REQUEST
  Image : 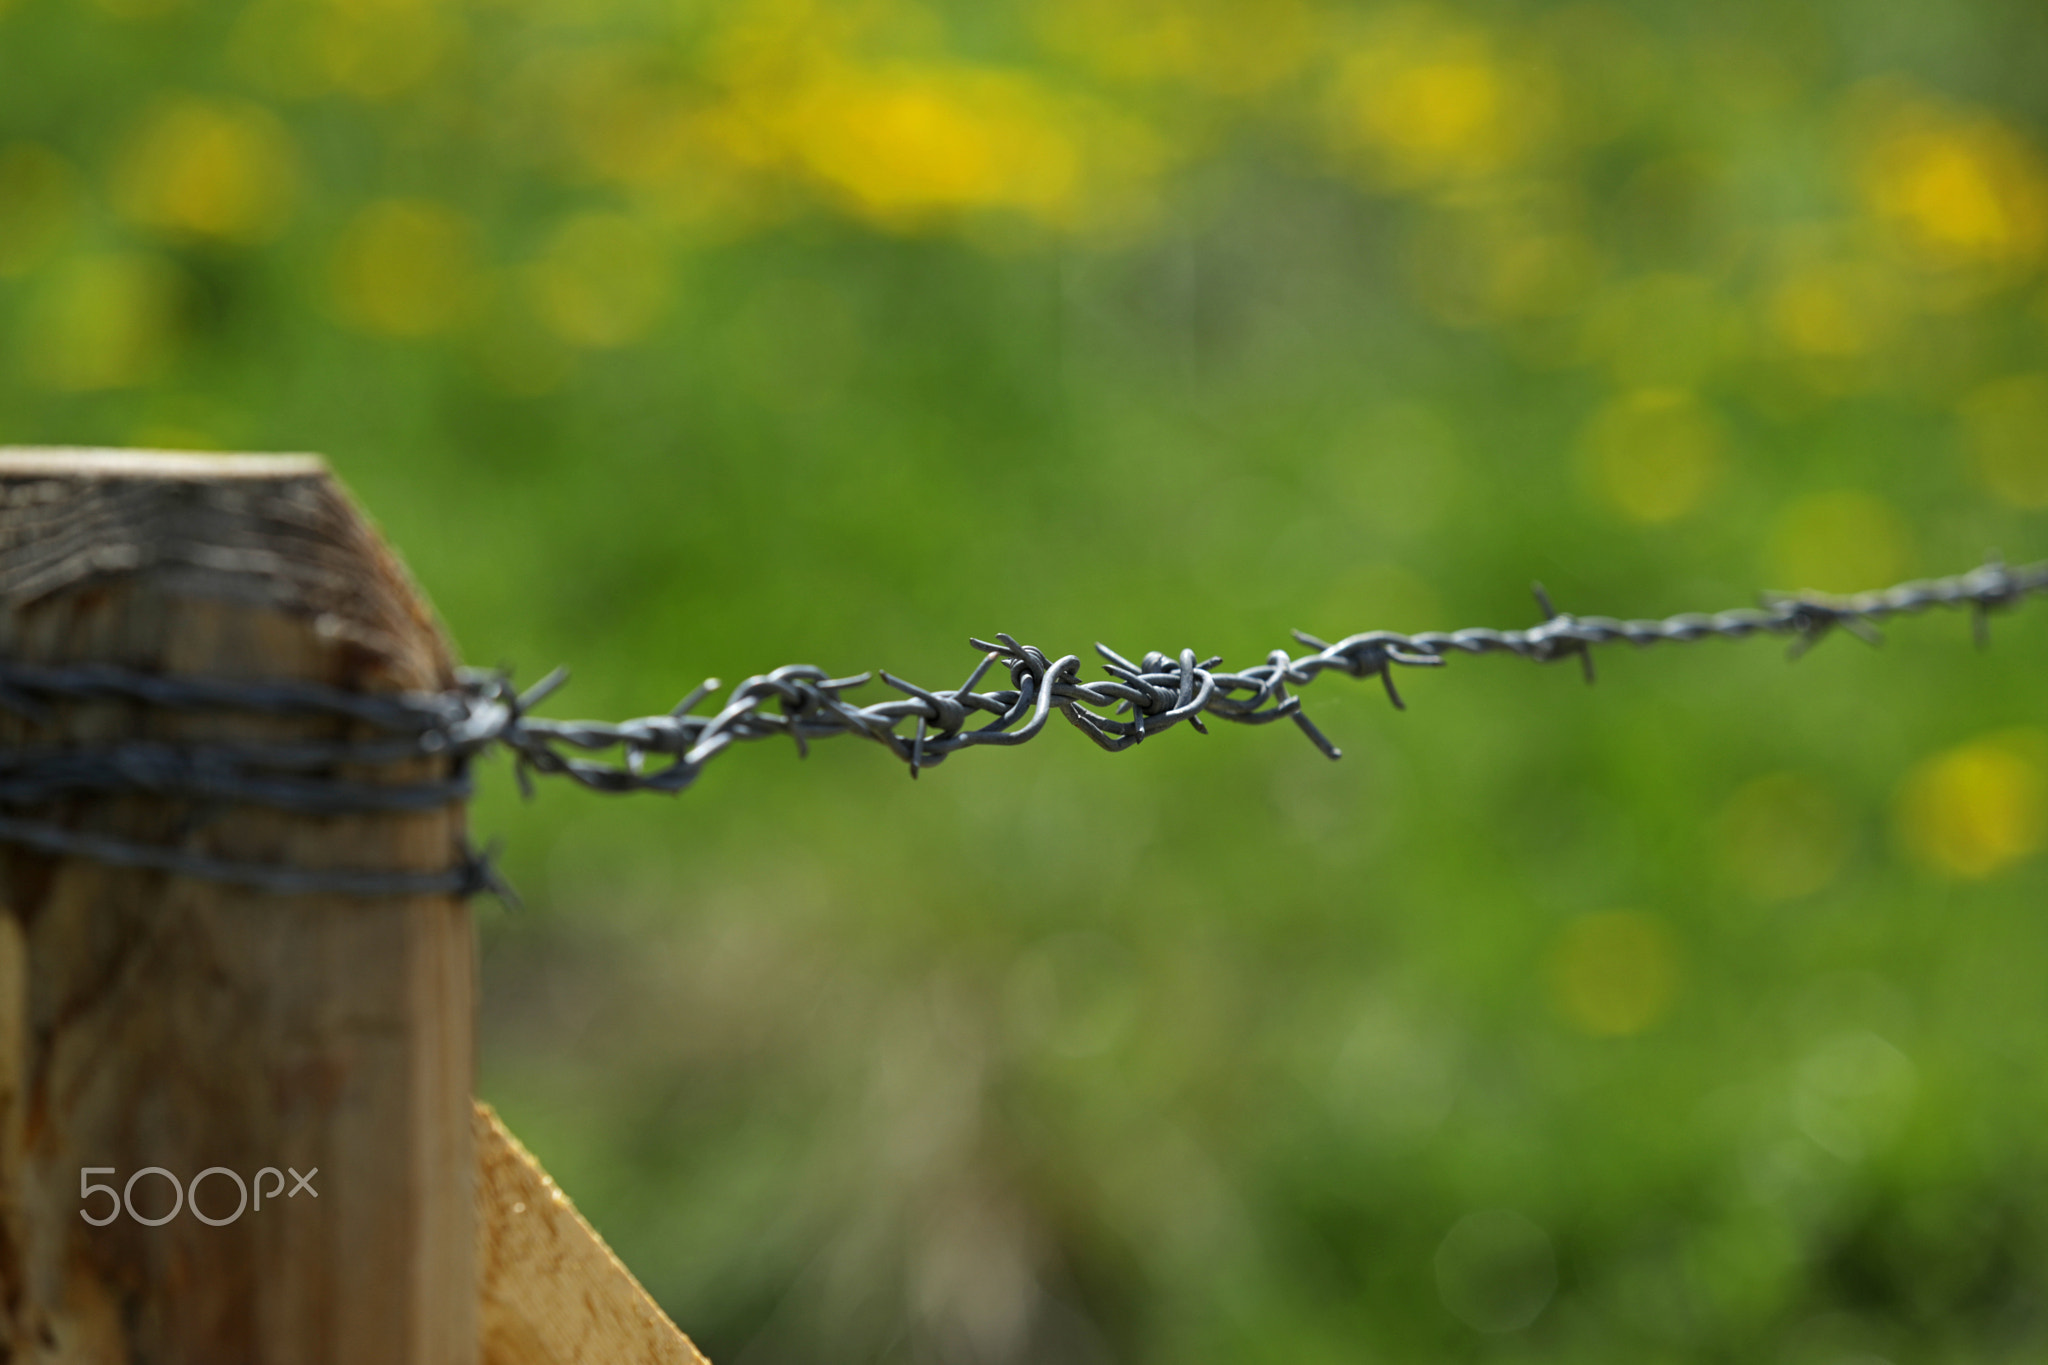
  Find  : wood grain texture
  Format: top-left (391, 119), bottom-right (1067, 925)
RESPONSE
top-left (475, 1103), bottom-right (706, 1365)
top-left (0, 449), bottom-right (476, 1365)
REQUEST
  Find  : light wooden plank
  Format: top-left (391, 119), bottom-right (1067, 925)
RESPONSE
top-left (476, 1102), bottom-right (710, 1365)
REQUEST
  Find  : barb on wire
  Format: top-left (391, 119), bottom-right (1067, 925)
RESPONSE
top-left (475, 555), bottom-right (2048, 794)
top-left (0, 558), bottom-right (2042, 800)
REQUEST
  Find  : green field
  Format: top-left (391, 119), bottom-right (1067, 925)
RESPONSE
top-left (6, 0), bottom-right (2048, 1359)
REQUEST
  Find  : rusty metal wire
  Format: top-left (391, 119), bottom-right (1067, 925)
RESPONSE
top-left (0, 556), bottom-right (2040, 896)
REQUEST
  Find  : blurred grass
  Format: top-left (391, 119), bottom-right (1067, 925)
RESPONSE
top-left (6, 0), bottom-right (2048, 1360)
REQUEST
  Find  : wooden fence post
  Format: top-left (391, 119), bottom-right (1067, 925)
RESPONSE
top-left (0, 447), bottom-right (709, 1365)
top-left (0, 450), bottom-right (476, 1363)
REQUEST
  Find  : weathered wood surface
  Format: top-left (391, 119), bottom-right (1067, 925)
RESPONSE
top-left (475, 1102), bottom-right (706, 1365)
top-left (0, 449), bottom-right (476, 1364)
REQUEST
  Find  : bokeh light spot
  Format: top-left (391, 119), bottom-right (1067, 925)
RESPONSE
top-left (1380, 61), bottom-right (1502, 157)
top-left (112, 95), bottom-right (297, 244)
top-left (1579, 387), bottom-right (1725, 524)
top-left (21, 252), bottom-right (184, 391)
top-left (1327, 999), bottom-right (1459, 1147)
top-left (1409, 210), bottom-right (1601, 326)
top-left (317, 0), bottom-right (454, 102)
top-left (549, 49), bottom-right (700, 192)
top-left (0, 143), bottom-right (81, 278)
top-left (1329, 13), bottom-right (1549, 191)
top-left (525, 212), bottom-right (673, 349)
top-left (227, 0), bottom-right (453, 101)
top-left (1719, 772), bottom-right (1853, 902)
top-left (1548, 910), bottom-right (1680, 1037)
top-left (1767, 259), bottom-right (1907, 358)
top-left (1767, 490), bottom-right (1908, 594)
top-left (331, 199), bottom-right (484, 338)
top-left (803, 74), bottom-right (1081, 223)
top-left (1481, 231), bottom-right (1600, 320)
top-left (1957, 373), bottom-right (2048, 508)
top-left (697, 3), bottom-right (1157, 236)
top-left (1038, 0), bottom-right (1320, 97)
top-left (1853, 86), bottom-right (2048, 273)
top-left (1435, 1209), bottom-right (1558, 1333)
top-left (748, 68), bottom-right (1126, 231)
top-left (1894, 732), bottom-right (2047, 879)
top-left (1793, 1030), bottom-right (1916, 1162)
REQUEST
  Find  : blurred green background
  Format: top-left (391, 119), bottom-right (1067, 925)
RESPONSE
top-left (6, 0), bottom-right (2048, 1359)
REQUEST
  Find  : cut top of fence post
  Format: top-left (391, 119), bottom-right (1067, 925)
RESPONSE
top-left (0, 447), bottom-right (476, 1364)
top-left (0, 447), bottom-right (454, 684)
top-left (0, 448), bottom-right (326, 477)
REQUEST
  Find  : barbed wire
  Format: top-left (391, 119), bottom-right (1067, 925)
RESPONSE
top-left (476, 555), bottom-right (2047, 791)
top-left (0, 556), bottom-right (2041, 897)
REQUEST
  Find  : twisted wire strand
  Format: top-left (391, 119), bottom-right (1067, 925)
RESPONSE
top-left (487, 557), bottom-right (2045, 790)
top-left (0, 557), bottom-right (2037, 896)
top-left (0, 813), bottom-right (499, 897)
top-left (9, 558), bottom-right (2033, 795)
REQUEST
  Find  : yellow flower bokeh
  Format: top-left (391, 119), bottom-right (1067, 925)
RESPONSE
top-left (231, 0), bottom-right (455, 102)
top-left (1894, 732), bottom-right (2047, 879)
top-left (688, 0), bottom-right (1160, 236)
top-left (1767, 257), bottom-right (1909, 360)
top-left (0, 143), bottom-right (81, 279)
top-left (21, 252), bottom-right (184, 391)
top-left (785, 70), bottom-right (1079, 223)
top-left (528, 48), bottom-right (766, 238)
top-left (1957, 373), bottom-right (2048, 509)
top-left (716, 65), bottom-right (1151, 234)
top-left (1718, 773), bottom-right (1852, 902)
top-left (525, 212), bottom-right (674, 349)
top-left (1038, 0), bottom-right (1323, 98)
top-left (1548, 910), bottom-right (1680, 1037)
top-left (546, 49), bottom-right (697, 188)
top-left (112, 96), bottom-right (298, 244)
top-left (315, 0), bottom-right (456, 103)
top-left (1326, 8), bottom-right (1555, 194)
top-left (1577, 387), bottom-right (1725, 524)
top-left (1406, 200), bottom-right (1601, 328)
top-left (330, 199), bottom-right (485, 338)
top-left (1851, 84), bottom-right (2048, 279)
